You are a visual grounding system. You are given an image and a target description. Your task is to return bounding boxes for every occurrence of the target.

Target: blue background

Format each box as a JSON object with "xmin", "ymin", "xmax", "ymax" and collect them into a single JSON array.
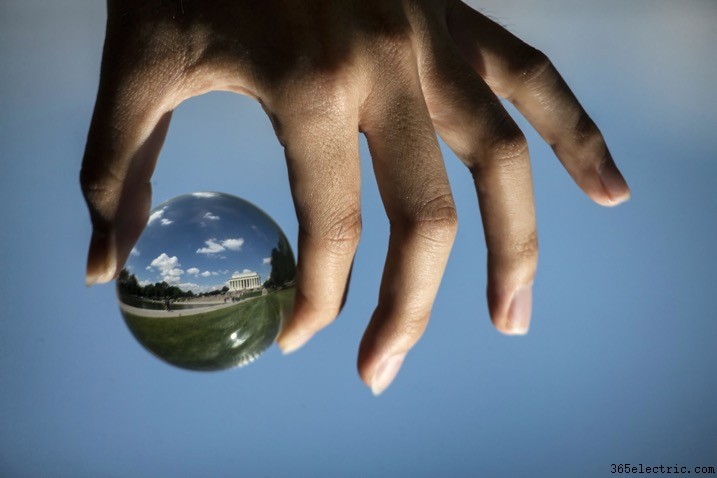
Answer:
[{"xmin": 1, "ymin": 1, "xmax": 715, "ymax": 476}]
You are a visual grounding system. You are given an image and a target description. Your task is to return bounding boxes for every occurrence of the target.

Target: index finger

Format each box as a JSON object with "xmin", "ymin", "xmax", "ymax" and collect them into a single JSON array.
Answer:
[{"xmin": 81, "ymin": 36, "xmax": 180, "ymax": 285}]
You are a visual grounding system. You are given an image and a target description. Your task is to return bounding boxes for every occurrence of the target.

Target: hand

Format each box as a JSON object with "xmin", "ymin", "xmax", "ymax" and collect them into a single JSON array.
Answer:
[{"xmin": 81, "ymin": 0, "xmax": 630, "ymax": 395}]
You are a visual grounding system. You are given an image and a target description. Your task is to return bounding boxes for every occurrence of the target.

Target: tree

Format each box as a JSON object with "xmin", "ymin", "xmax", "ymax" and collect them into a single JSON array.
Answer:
[
  {"xmin": 265, "ymin": 235, "xmax": 296, "ymax": 289},
  {"xmin": 116, "ymin": 269, "xmax": 196, "ymax": 300}
]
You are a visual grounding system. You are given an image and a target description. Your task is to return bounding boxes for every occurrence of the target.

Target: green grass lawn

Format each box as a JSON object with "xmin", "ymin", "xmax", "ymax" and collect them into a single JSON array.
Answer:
[
  {"xmin": 121, "ymin": 288, "xmax": 295, "ymax": 370},
  {"xmin": 237, "ymin": 289, "xmax": 263, "ymax": 300}
]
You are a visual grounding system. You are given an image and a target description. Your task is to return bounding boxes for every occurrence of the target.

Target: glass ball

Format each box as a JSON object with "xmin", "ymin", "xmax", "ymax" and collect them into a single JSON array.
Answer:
[{"xmin": 116, "ymin": 192, "xmax": 296, "ymax": 371}]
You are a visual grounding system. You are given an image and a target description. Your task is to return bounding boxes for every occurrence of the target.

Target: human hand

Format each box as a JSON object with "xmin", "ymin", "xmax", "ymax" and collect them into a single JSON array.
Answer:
[{"xmin": 81, "ymin": 0, "xmax": 630, "ymax": 394}]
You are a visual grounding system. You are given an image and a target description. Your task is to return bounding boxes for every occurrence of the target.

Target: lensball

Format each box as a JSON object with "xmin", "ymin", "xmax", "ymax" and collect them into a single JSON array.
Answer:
[{"xmin": 116, "ymin": 192, "xmax": 296, "ymax": 371}]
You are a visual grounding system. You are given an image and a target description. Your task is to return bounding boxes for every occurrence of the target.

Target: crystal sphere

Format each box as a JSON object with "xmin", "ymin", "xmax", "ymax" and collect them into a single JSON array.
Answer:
[{"xmin": 116, "ymin": 192, "xmax": 296, "ymax": 371}]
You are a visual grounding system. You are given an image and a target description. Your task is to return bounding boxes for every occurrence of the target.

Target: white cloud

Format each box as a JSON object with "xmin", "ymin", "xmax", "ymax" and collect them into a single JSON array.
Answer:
[
  {"xmin": 131, "ymin": 247, "xmax": 140, "ymax": 257},
  {"xmin": 211, "ymin": 272, "xmax": 219, "ymax": 276},
  {"xmin": 138, "ymin": 279, "xmax": 153, "ymax": 287},
  {"xmin": 164, "ymin": 275, "xmax": 182, "ymax": 285},
  {"xmin": 221, "ymin": 238, "xmax": 244, "ymax": 251},
  {"xmin": 243, "ymin": 269, "xmax": 251, "ymax": 273},
  {"xmin": 176, "ymin": 282, "xmax": 226, "ymax": 294},
  {"xmin": 163, "ymin": 268, "xmax": 183, "ymax": 278},
  {"xmin": 203, "ymin": 212, "xmax": 220, "ymax": 221},
  {"xmin": 200, "ymin": 271, "xmax": 212, "ymax": 277},
  {"xmin": 147, "ymin": 207, "xmax": 167, "ymax": 226},
  {"xmin": 196, "ymin": 239, "xmax": 225, "ymax": 255},
  {"xmin": 187, "ymin": 267, "xmax": 200, "ymax": 275},
  {"xmin": 148, "ymin": 253, "xmax": 184, "ymax": 283},
  {"xmin": 160, "ymin": 218, "xmax": 173, "ymax": 226},
  {"xmin": 195, "ymin": 238, "xmax": 244, "ymax": 255},
  {"xmin": 192, "ymin": 192, "xmax": 217, "ymax": 199},
  {"xmin": 150, "ymin": 253, "xmax": 179, "ymax": 271},
  {"xmin": 262, "ymin": 257, "xmax": 271, "ymax": 265}
]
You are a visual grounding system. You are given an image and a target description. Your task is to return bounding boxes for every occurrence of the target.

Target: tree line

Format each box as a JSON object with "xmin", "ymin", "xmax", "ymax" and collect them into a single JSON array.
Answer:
[{"xmin": 117, "ymin": 269, "xmax": 228, "ymax": 300}]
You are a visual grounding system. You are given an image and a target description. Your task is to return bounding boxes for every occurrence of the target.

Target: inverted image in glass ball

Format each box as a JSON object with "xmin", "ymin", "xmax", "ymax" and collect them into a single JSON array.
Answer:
[{"xmin": 116, "ymin": 192, "xmax": 296, "ymax": 371}]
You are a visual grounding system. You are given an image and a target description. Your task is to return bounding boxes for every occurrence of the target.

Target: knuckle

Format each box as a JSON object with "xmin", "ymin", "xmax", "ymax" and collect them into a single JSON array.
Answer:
[
  {"xmin": 362, "ymin": 6, "xmax": 413, "ymax": 48},
  {"xmin": 515, "ymin": 47, "xmax": 553, "ymax": 86},
  {"xmin": 406, "ymin": 192, "xmax": 458, "ymax": 242},
  {"xmin": 377, "ymin": 40, "xmax": 415, "ymax": 80},
  {"xmin": 365, "ymin": 21, "xmax": 415, "ymax": 77},
  {"xmin": 79, "ymin": 161, "xmax": 122, "ymax": 211},
  {"xmin": 397, "ymin": 313, "xmax": 429, "ymax": 348},
  {"xmin": 514, "ymin": 231, "xmax": 539, "ymax": 269},
  {"xmin": 375, "ymin": 303, "xmax": 430, "ymax": 349},
  {"xmin": 494, "ymin": 230, "xmax": 539, "ymax": 278},
  {"xmin": 489, "ymin": 123, "xmax": 529, "ymax": 169},
  {"xmin": 295, "ymin": 289, "xmax": 340, "ymax": 331},
  {"xmin": 102, "ymin": 24, "xmax": 188, "ymax": 103},
  {"xmin": 304, "ymin": 206, "xmax": 363, "ymax": 254},
  {"xmin": 571, "ymin": 112, "xmax": 605, "ymax": 153},
  {"xmin": 375, "ymin": 30, "xmax": 413, "ymax": 58},
  {"xmin": 288, "ymin": 76, "xmax": 357, "ymax": 120}
]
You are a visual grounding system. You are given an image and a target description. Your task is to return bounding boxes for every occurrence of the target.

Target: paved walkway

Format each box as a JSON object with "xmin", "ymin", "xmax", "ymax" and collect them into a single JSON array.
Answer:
[{"xmin": 119, "ymin": 298, "xmax": 255, "ymax": 318}]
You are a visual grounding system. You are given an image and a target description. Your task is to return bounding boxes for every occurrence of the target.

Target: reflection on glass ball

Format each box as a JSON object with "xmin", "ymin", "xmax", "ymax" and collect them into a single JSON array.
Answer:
[{"xmin": 116, "ymin": 192, "xmax": 296, "ymax": 371}]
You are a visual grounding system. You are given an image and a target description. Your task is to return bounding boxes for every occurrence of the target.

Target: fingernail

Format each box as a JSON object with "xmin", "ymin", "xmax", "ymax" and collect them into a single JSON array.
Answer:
[
  {"xmin": 85, "ymin": 231, "xmax": 117, "ymax": 286},
  {"xmin": 505, "ymin": 284, "xmax": 533, "ymax": 335},
  {"xmin": 278, "ymin": 330, "xmax": 314, "ymax": 355},
  {"xmin": 371, "ymin": 353, "xmax": 405, "ymax": 396},
  {"xmin": 599, "ymin": 156, "xmax": 631, "ymax": 206}
]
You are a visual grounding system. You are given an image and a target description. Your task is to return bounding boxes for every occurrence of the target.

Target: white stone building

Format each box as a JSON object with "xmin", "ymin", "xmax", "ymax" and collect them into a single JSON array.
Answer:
[{"xmin": 228, "ymin": 270, "xmax": 261, "ymax": 292}]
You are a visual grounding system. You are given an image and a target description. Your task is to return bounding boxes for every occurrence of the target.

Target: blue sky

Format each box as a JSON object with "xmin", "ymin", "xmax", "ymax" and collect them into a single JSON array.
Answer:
[
  {"xmin": 1, "ymin": 1, "xmax": 716, "ymax": 476},
  {"xmin": 126, "ymin": 192, "xmax": 283, "ymax": 293}
]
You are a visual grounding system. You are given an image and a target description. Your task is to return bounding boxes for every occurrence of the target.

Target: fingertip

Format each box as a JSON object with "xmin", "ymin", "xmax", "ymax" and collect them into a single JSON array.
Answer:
[
  {"xmin": 598, "ymin": 155, "xmax": 631, "ymax": 207},
  {"xmin": 369, "ymin": 353, "xmax": 405, "ymax": 396},
  {"xmin": 490, "ymin": 283, "xmax": 533, "ymax": 336},
  {"xmin": 275, "ymin": 288, "xmax": 325, "ymax": 354},
  {"xmin": 357, "ymin": 326, "xmax": 409, "ymax": 396},
  {"xmin": 85, "ymin": 230, "xmax": 117, "ymax": 286},
  {"xmin": 358, "ymin": 347, "xmax": 406, "ymax": 397},
  {"xmin": 277, "ymin": 329, "xmax": 314, "ymax": 355}
]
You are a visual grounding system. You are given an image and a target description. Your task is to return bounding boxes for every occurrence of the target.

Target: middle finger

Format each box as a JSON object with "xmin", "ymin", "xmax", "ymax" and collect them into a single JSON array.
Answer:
[{"xmin": 359, "ymin": 50, "xmax": 457, "ymax": 395}]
